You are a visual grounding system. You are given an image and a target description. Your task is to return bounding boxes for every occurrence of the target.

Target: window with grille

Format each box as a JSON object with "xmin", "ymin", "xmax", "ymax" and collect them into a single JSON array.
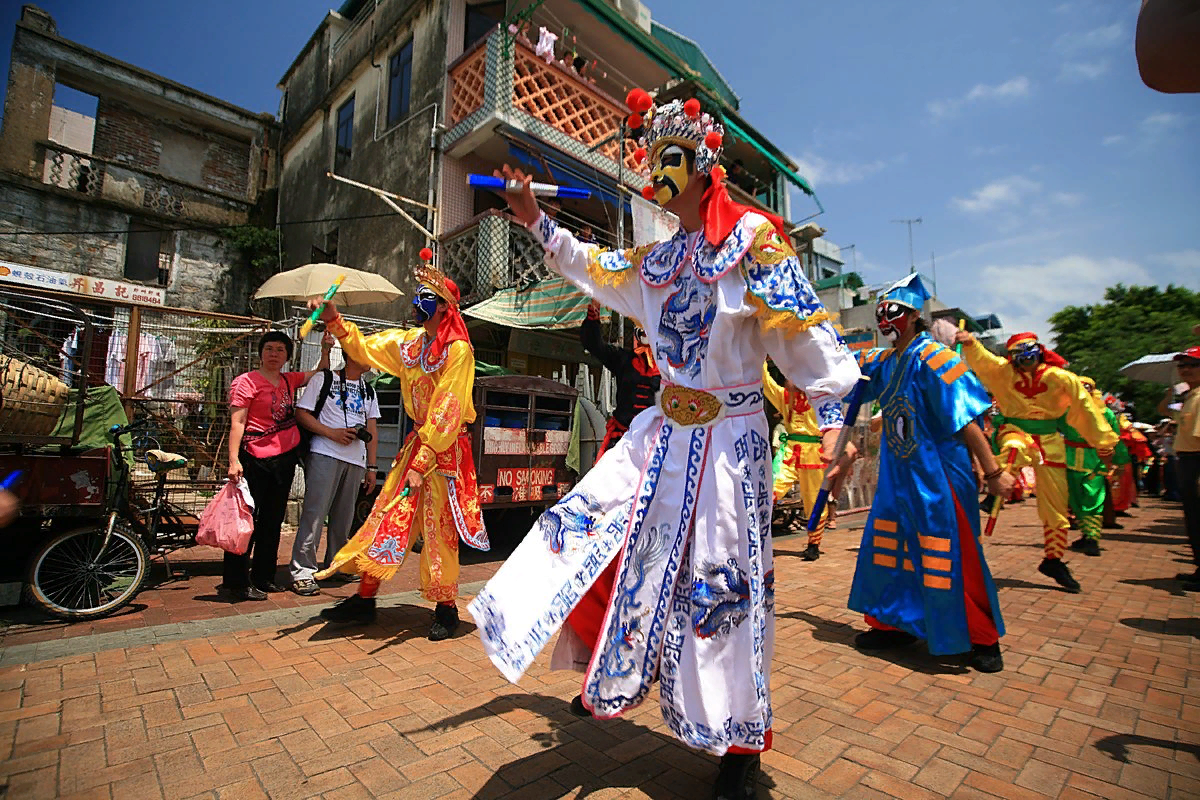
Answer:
[
  {"xmin": 387, "ymin": 40, "xmax": 413, "ymax": 127},
  {"xmin": 335, "ymin": 96, "xmax": 355, "ymax": 171}
]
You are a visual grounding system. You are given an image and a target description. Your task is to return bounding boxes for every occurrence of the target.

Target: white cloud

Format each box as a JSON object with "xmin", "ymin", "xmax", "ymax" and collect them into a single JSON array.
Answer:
[
  {"xmin": 1101, "ymin": 134, "xmax": 1126, "ymax": 146},
  {"xmin": 1060, "ymin": 60, "xmax": 1110, "ymax": 81},
  {"xmin": 789, "ymin": 151, "xmax": 888, "ymax": 187},
  {"xmin": 1055, "ymin": 23, "xmax": 1124, "ymax": 53},
  {"xmin": 928, "ymin": 76, "xmax": 1031, "ymax": 120},
  {"xmin": 1051, "ymin": 191, "xmax": 1084, "ymax": 207},
  {"xmin": 1141, "ymin": 111, "xmax": 1184, "ymax": 131},
  {"xmin": 1156, "ymin": 249, "xmax": 1200, "ymax": 271},
  {"xmin": 951, "ymin": 176, "xmax": 1042, "ymax": 214},
  {"xmin": 977, "ymin": 254, "xmax": 1149, "ymax": 342}
]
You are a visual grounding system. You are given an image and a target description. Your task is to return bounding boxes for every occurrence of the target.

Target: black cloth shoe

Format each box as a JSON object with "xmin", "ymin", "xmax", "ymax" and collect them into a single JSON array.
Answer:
[
  {"xmin": 854, "ymin": 628, "xmax": 918, "ymax": 650},
  {"xmin": 1116, "ymin": 510, "xmax": 1132, "ymax": 517},
  {"xmin": 319, "ymin": 594, "xmax": 376, "ymax": 624},
  {"xmin": 969, "ymin": 643, "xmax": 1004, "ymax": 673},
  {"xmin": 713, "ymin": 753, "xmax": 760, "ymax": 800},
  {"xmin": 1038, "ymin": 558, "xmax": 1081, "ymax": 593},
  {"xmin": 429, "ymin": 603, "xmax": 460, "ymax": 641},
  {"xmin": 411, "ymin": 537, "xmax": 424, "ymax": 554},
  {"xmin": 801, "ymin": 543, "xmax": 821, "ymax": 561},
  {"xmin": 569, "ymin": 695, "xmax": 593, "ymax": 717},
  {"xmin": 1069, "ymin": 536, "xmax": 1086, "ymax": 551},
  {"xmin": 1102, "ymin": 521, "xmax": 1124, "ymax": 530},
  {"xmin": 221, "ymin": 585, "xmax": 266, "ymax": 602},
  {"xmin": 1081, "ymin": 538, "xmax": 1101, "ymax": 557}
]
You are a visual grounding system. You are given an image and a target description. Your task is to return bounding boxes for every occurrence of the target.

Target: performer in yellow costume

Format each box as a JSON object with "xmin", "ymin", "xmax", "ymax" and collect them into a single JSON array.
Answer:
[
  {"xmin": 762, "ymin": 361, "xmax": 829, "ymax": 560},
  {"xmin": 956, "ymin": 331, "xmax": 1116, "ymax": 593},
  {"xmin": 315, "ymin": 252, "xmax": 488, "ymax": 639}
]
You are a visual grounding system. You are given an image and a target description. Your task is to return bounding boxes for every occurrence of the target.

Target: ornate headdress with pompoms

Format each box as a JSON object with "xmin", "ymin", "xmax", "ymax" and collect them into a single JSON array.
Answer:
[{"xmin": 625, "ymin": 89, "xmax": 724, "ymax": 183}]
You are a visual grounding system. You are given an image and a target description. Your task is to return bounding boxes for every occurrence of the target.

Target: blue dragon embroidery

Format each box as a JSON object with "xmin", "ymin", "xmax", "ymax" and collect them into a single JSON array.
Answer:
[
  {"xmin": 657, "ymin": 272, "xmax": 716, "ymax": 379},
  {"xmin": 596, "ymin": 523, "xmax": 672, "ymax": 679},
  {"xmin": 537, "ymin": 491, "xmax": 603, "ymax": 555},
  {"xmin": 690, "ymin": 558, "xmax": 752, "ymax": 639}
]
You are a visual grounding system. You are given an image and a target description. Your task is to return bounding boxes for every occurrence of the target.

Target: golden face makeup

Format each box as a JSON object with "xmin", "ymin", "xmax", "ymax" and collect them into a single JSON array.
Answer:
[{"xmin": 650, "ymin": 144, "xmax": 691, "ymax": 206}]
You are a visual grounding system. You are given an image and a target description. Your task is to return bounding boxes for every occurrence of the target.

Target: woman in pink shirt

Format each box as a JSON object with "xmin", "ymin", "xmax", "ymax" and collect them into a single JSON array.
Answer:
[{"xmin": 224, "ymin": 331, "xmax": 331, "ymax": 601}]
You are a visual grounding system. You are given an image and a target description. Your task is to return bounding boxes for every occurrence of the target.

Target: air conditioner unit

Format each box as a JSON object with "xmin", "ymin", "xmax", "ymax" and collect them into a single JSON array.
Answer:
[{"xmin": 611, "ymin": 0, "xmax": 652, "ymax": 34}]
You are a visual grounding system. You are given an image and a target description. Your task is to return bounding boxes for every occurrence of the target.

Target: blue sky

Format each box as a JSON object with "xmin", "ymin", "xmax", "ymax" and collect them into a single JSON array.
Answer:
[{"xmin": 1, "ymin": 0, "xmax": 1196, "ymax": 341}]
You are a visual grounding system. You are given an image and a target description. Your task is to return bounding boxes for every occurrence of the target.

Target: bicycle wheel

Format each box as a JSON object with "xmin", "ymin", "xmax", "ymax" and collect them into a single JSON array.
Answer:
[{"xmin": 27, "ymin": 522, "xmax": 150, "ymax": 621}]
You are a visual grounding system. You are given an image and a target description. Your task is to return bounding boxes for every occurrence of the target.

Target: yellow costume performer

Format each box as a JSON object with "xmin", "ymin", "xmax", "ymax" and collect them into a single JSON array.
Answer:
[
  {"xmin": 317, "ymin": 256, "xmax": 487, "ymax": 639},
  {"xmin": 960, "ymin": 332, "xmax": 1115, "ymax": 593},
  {"xmin": 762, "ymin": 362, "xmax": 828, "ymax": 560}
]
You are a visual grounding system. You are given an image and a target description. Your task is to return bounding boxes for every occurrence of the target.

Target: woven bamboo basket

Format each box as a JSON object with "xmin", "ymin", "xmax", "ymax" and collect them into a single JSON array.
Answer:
[{"xmin": 0, "ymin": 354, "xmax": 70, "ymax": 437}]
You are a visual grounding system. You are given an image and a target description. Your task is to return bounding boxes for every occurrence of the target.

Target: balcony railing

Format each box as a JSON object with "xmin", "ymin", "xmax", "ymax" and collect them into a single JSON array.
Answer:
[
  {"xmin": 446, "ymin": 29, "xmax": 646, "ymax": 181},
  {"xmin": 37, "ymin": 141, "xmax": 251, "ymax": 225},
  {"xmin": 438, "ymin": 210, "xmax": 547, "ymax": 307}
]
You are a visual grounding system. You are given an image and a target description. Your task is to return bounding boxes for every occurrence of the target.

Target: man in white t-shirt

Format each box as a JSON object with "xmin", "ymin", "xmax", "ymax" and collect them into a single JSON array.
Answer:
[{"xmin": 291, "ymin": 356, "xmax": 380, "ymax": 595}]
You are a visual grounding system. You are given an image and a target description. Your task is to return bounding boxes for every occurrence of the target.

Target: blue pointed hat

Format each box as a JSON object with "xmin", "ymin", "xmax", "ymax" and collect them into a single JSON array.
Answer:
[{"xmin": 880, "ymin": 273, "xmax": 931, "ymax": 311}]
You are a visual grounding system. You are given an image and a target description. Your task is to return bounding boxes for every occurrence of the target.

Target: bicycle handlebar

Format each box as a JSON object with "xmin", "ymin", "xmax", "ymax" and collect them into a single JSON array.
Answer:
[{"xmin": 109, "ymin": 418, "xmax": 151, "ymax": 438}]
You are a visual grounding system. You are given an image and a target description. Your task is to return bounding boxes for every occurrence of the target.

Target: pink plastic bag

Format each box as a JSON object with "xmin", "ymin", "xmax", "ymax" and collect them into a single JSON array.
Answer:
[{"xmin": 196, "ymin": 478, "xmax": 255, "ymax": 555}]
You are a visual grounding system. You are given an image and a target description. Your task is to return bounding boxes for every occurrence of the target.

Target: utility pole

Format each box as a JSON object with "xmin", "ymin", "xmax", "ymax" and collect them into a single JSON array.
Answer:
[
  {"xmin": 930, "ymin": 251, "xmax": 937, "ymax": 297},
  {"xmin": 891, "ymin": 217, "xmax": 922, "ymax": 273}
]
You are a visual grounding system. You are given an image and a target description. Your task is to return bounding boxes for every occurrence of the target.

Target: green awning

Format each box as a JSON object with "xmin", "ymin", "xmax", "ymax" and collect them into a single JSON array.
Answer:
[
  {"xmin": 813, "ymin": 272, "xmax": 864, "ymax": 292},
  {"xmin": 463, "ymin": 276, "xmax": 611, "ymax": 330},
  {"xmin": 722, "ymin": 116, "xmax": 819, "ymax": 204},
  {"xmin": 650, "ymin": 23, "xmax": 739, "ymax": 110}
]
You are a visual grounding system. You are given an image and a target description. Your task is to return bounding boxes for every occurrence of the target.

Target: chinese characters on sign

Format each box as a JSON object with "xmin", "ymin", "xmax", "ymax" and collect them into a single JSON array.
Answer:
[{"xmin": 0, "ymin": 261, "xmax": 166, "ymax": 307}]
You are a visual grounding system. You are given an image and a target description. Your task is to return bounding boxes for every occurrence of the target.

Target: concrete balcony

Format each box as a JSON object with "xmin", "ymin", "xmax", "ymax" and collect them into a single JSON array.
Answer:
[
  {"xmin": 37, "ymin": 140, "xmax": 251, "ymax": 226},
  {"xmin": 437, "ymin": 209, "xmax": 548, "ymax": 307},
  {"xmin": 445, "ymin": 28, "xmax": 645, "ymax": 184}
]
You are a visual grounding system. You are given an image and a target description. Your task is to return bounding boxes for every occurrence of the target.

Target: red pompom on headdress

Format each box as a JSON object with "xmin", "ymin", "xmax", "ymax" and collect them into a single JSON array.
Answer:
[
  {"xmin": 704, "ymin": 131, "xmax": 722, "ymax": 150},
  {"xmin": 633, "ymin": 147, "xmax": 647, "ymax": 165},
  {"xmin": 641, "ymin": 185, "xmax": 656, "ymax": 200},
  {"xmin": 683, "ymin": 98, "xmax": 701, "ymax": 118},
  {"xmin": 419, "ymin": 246, "xmax": 434, "ymax": 263},
  {"xmin": 628, "ymin": 113, "xmax": 643, "ymax": 129},
  {"xmin": 626, "ymin": 88, "xmax": 653, "ymax": 114}
]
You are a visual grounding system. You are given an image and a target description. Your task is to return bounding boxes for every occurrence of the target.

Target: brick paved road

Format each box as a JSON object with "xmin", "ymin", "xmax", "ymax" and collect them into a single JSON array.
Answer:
[{"xmin": 0, "ymin": 497, "xmax": 1197, "ymax": 798}]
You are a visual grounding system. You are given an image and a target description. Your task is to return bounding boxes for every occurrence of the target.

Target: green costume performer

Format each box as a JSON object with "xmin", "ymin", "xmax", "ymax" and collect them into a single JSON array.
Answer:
[{"xmin": 1062, "ymin": 377, "xmax": 1123, "ymax": 556}]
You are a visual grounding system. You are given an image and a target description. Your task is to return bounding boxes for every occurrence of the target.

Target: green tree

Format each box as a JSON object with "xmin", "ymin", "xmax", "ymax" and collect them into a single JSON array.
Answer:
[
  {"xmin": 1049, "ymin": 284, "xmax": 1200, "ymax": 422},
  {"xmin": 219, "ymin": 225, "xmax": 284, "ymax": 317}
]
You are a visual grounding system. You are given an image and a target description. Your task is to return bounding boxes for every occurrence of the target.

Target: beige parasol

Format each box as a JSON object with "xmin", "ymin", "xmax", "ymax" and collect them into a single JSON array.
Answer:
[{"xmin": 252, "ymin": 263, "xmax": 403, "ymax": 306}]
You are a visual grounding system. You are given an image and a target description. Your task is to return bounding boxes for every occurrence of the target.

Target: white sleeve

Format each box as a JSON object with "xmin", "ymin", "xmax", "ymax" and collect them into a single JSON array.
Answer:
[
  {"xmin": 761, "ymin": 321, "xmax": 861, "ymax": 431},
  {"xmin": 367, "ymin": 390, "xmax": 381, "ymax": 420},
  {"xmin": 528, "ymin": 212, "xmax": 646, "ymax": 323},
  {"xmin": 296, "ymin": 371, "xmax": 325, "ymax": 412}
]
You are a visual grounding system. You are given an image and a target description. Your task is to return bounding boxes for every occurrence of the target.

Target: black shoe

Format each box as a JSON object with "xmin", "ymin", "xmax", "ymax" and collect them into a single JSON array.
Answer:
[
  {"xmin": 969, "ymin": 643, "xmax": 1004, "ymax": 673},
  {"xmin": 713, "ymin": 753, "xmax": 760, "ymax": 800},
  {"xmin": 1102, "ymin": 521, "xmax": 1123, "ymax": 530},
  {"xmin": 1038, "ymin": 558, "xmax": 1081, "ymax": 593},
  {"xmin": 429, "ymin": 603, "xmax": 460, "ymax": 641},
  {"xmin": 569, "ymin": 695, "xmax": 593, "ymax": 717},
  {"xmin": 319, "ymin": 594, "xmax": 376, "ymax": 624},
  {"xmin": 1069, "ymin": 536, "xmax": 1087, "ymax": 551},
  {"xmin": 411, "ymin": 537, "xmax": 424, "ymax": 554},
  {"xmin": 1081, "ymin": 538, "xmax": 1101, "ymax": 557},
  {"xmin": 222, "ymin": 585, "xmax": 267, "ymax": 602},
  {"xmin": 854, "ymin": 628, "xmax": 918, "ymax": 650},
  {"xmin": 801, "ymin": 543, "xmax": 821, "ymax": 561},
  {"xmin": 1116, "ymin": 510, "xmax": 1132, "ymax": 517}
]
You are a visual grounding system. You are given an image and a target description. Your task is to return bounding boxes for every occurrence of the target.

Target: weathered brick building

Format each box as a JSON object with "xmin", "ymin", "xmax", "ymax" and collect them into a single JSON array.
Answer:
[{"xmin": 0, "ymin": 5, "xmax": 280, "ymax": 313}]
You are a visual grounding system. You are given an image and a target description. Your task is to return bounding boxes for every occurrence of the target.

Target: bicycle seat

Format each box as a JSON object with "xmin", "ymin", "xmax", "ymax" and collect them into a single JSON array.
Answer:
[{"xmin": 146, "ymin": 450, "xmax": 188, "ymax": 474}]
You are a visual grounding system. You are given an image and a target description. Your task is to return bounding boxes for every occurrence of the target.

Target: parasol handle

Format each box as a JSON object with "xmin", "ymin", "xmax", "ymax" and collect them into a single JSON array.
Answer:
[
  {"xmin": 984, "ymin": 449, "xmax": 1019, "ymax": 536},
  {"xmin": 955, "ymin": 318, "xmax": 966, "ymax": 355},
  {"xmin": 299, "ymin": 274, "xmax": 346, "ymax": 339}
]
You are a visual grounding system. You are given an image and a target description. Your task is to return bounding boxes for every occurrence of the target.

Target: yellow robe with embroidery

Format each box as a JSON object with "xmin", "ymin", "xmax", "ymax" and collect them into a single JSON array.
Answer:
[
  {"xmin": 316, "ymin": 319, "xmax": 483, "ymax": 602},
  {"xmin": 762, "ymin": 363, "xmax": 827, "ymax": 543},
  {"xmin": 960, "ymin": 338, "xmax": 1116, "ymax": 555}
]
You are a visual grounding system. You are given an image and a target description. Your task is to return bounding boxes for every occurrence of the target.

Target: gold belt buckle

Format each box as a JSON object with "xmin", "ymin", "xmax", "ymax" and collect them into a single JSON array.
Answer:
[{"xmin": 661, "ymin": 386, "xmax": 723, "ymax": 426}]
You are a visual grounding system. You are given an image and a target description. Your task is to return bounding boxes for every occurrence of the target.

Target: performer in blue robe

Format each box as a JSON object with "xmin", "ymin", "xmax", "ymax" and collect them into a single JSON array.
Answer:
[{"xmin": 849, "ymin": 275, "xmax": 1014, "ymax": 672}]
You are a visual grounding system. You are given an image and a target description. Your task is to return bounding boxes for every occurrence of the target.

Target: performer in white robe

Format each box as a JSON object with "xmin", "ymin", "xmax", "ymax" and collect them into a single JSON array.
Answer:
[{"xmin": 469, "ymin": 89, "xmax": 861, "ymax": 798}]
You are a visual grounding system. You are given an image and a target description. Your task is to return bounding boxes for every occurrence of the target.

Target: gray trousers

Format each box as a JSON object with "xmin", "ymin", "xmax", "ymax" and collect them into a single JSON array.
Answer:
[{"xmin": 290, "ymin": 452, "xmax": 366, "ymax": 581}]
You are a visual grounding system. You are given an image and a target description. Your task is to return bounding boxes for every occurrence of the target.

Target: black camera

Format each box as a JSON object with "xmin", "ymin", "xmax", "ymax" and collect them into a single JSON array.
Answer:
[{"xmin": 353, "ymin": 424, "xmax": 373, "ymax": 444}]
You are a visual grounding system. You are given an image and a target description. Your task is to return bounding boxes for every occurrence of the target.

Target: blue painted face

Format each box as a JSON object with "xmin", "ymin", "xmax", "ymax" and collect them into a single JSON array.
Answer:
[
  {"xmin": 1009, "ymin": 341, "xmax": 1042, "ymax": 369},
  {"xmin": 412, "ymin": 287, "xmax": 440, "ymax": 323}
]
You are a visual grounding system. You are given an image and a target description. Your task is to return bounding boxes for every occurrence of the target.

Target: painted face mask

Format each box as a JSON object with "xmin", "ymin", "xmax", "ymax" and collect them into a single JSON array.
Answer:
[
  {"xmin": 650, "ymin": 144, "xmax": 690, "ymax": 206},
  {"xmin": 875, "ymin": 301, "xmax": 911, "ymax": 343},
  {"xmin": 634, "ymin": 327, "xmax": 649, "ymax": 347},
  {"xmin": 412, "ymin": 286, "xmax": 441, "ymax": 324},
  {"xmin": 1009, "ymin": 341, "xmax": 1042, "ymax": 370}
]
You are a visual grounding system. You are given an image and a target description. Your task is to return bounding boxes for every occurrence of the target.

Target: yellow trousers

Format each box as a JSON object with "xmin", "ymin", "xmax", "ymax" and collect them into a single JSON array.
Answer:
[
  {"xmin": 996, "ymin": 425, "xmax": 1069, "ymax": 560},
  {"xmin": 775, "ymin": 441, "xmax": 826, "ymax": 547}
]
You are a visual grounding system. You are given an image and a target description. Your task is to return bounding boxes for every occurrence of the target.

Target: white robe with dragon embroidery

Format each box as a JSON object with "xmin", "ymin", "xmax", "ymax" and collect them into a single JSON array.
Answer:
[{"xmin": 469, "ymin": 209, "xmax": 861, "ymax": 755}]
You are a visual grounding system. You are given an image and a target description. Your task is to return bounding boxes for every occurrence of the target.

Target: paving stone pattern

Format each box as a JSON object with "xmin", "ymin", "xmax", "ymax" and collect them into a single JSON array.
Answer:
[{"xmin": 0, "ymin": 497, "xmax": 1197, "ymax": 798}]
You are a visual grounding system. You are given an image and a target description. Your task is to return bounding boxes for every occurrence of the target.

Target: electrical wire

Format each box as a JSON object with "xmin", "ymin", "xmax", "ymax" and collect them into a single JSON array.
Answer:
[{"xmin": 0, "ymin": 209, "xmax": 410, "ymax": 239}]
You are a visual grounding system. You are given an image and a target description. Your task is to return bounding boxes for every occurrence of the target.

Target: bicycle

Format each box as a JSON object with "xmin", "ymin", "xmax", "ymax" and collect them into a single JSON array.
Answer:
[{"xmin": 24, "ymin": 418, "xmax": 193, "ymax": 620}]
